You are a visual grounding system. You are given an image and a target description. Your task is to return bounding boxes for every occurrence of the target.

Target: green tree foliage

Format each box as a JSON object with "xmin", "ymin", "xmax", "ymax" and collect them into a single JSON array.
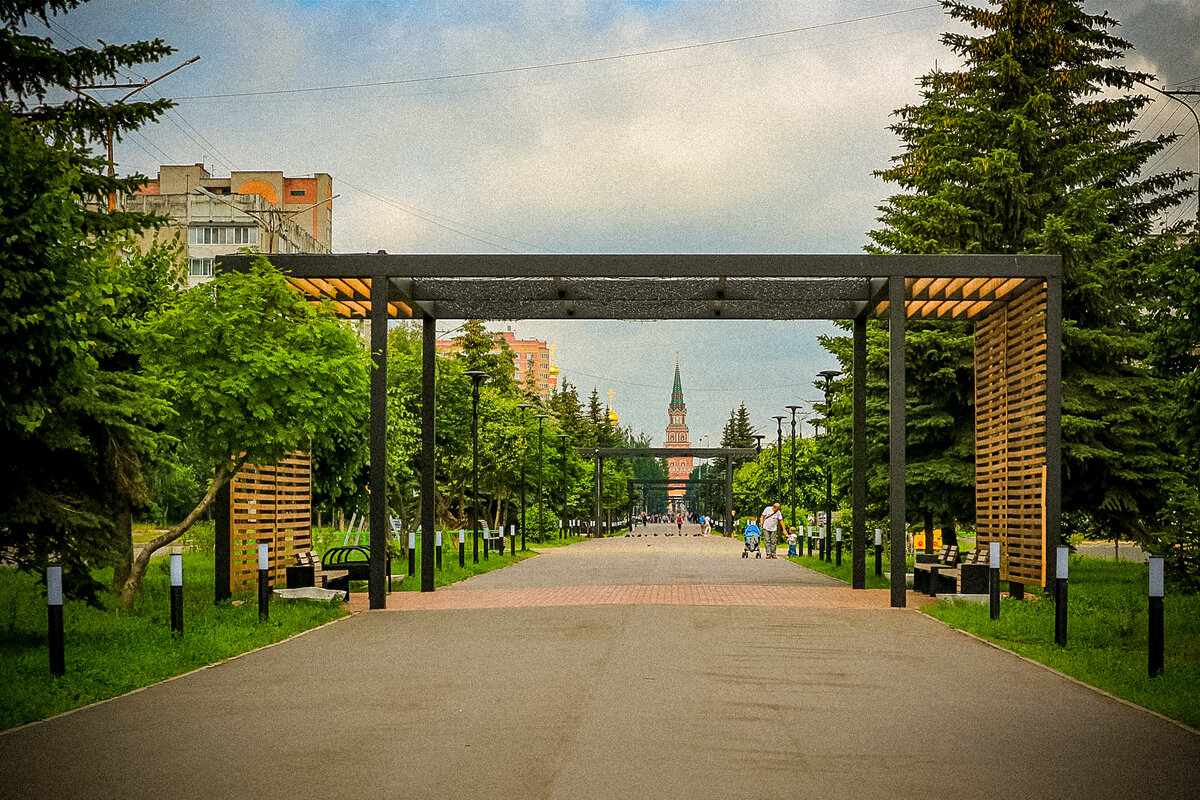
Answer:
[
  {"xmin": 1148, "ymin": 233, "xmax": 1200, "ymax": 585},
  {"xmin": 844, "ymin": 0, "xmax": 1191, "ymax": 549},
  {"xmin": 125, "ymin": 257, "xmax": 371, "ymax": 609},
  {"xmin": 0, "ymin": 0, "xmax": 182, "ymax": 601}
]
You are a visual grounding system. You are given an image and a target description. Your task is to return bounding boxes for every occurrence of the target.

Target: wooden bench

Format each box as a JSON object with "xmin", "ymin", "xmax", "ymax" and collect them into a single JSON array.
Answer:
[
  {"xmin": 285, "ymin": 551, "xmax": 323, "ymax": 589},
  {"xmin": 932, "ymin": 546, "xmax": 990, "ymax": 594},
  {"xmin": 913, "ymin": 544, "xmax": 958, "ymax": 595}
]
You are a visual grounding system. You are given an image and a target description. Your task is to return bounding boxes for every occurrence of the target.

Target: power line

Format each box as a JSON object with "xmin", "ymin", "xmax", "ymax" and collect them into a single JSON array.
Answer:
[{"xmin": 173, "ymin": 5, "xmax": 940, "ymax": 101}]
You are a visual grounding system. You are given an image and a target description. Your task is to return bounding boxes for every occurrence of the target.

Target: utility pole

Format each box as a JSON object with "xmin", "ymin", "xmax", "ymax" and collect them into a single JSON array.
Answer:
[
  {"xmin": 74, "ymin": 56, "xmax": 201, "ymax": 212},
  {"xmin": 1139, "ymin": 81, "xmax": 1200, "ymax": 220}
]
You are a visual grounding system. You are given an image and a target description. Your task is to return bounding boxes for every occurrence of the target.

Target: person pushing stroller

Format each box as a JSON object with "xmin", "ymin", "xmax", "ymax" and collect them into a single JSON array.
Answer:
[{"xmin": 742, "ymin": 519, "xmax": 762, "ymax": 558}]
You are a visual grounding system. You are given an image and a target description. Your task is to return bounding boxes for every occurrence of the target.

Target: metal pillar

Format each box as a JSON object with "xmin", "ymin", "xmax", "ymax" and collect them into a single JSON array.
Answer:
[
  {"xmin": 889, "ymin": 275, "xmax": 907, "ymax": 608},
  {"xmin": 1045, "ymin": 276, "xmax": 1062, "ymax": 585},
  {"xmin": 369, "ymin": 275, "xmax": 389, "ymax": 608},
  {"xmin": 214, "ymin": 481, "xmax": 231, "ymax": 603},
  {"xmin": 852, "ymin": 314, "xmax": 867, "ymax": 589},
  {"xmin": 595, "ymin": 453, "xmax": 604, "ymax": 542},
  {"xmin": 724, "ymin": 458, "xmax": 734, "ymax": 535},
  {"xmin": 420, "ymin": 314, "xmax": 437, "ymax": 592}
]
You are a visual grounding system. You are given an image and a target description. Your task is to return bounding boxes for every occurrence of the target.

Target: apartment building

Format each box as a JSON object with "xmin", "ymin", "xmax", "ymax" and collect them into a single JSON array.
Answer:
[
  {"xmin": 119, "ymin": 164, "xmax": 333, "ymax": 286},
  {"xmin": 436, "ymin": 329, "xmax": 556, "ymax": 401}
]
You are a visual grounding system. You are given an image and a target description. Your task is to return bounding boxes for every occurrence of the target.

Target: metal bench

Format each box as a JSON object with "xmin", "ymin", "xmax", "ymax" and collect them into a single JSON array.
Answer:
[{"xmin": 321, "ymin": 545, "xmax": 372, "ymax": 598}]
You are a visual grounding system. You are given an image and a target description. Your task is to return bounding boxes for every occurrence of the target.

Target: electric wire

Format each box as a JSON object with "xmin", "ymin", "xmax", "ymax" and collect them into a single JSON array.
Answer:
[{"xmin": 173, "ymin": 5, "xmax": 940, "ymax": 100}]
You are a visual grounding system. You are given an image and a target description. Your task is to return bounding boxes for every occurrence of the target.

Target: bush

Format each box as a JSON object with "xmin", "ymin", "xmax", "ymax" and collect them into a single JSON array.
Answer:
[{"xmin": 525, "ymin": 504, "xmax": 561, "ymax": 543}]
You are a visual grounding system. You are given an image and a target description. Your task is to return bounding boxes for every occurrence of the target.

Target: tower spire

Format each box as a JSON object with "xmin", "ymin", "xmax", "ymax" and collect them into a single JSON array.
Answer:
[{"xmin": 671, "ymin": 359, "xmax": 684, "ymax": 409}]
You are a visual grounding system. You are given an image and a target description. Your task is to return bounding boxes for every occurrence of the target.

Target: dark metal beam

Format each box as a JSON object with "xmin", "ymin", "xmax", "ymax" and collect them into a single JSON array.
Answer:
[
  {"xmin": 852, "ymin": 314, "xmax": 867, "ymax": 590},
  {"xmin": 424, "ymin": 300, "xmax": 867, "ymax": 321},
  {"xmin": 421, "ymin": 315, "xmax": 437, "ymax": 592},
  {"xmin": 889, "ymin": 276, "xmax": 907, "ymax": 608},
  {"xmin": 1045, "ymin": 277, "xmax": 1062, "ymax": 586},
  {"xmin": 368, "ymin": 275, "xmax": 388, "ymax": 609},
  {"xmin": 577, "ymin": 447, "xmax": 757, "ymax": 459},
  {"xmin": 218, "ymin": 252, "xmax": 1061, "ymax": 280}
]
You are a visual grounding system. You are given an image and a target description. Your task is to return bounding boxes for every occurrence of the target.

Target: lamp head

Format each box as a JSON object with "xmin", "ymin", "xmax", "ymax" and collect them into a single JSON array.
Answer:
[
  {"xmin": 818, "ymin": 369, "xmax": 841, "ymax": 382},
  {"xmin": 518, "ymin": 402, "xmax": 533, "ymax": 411},
  {"xmin": 773, "ymin": 415, "xmax": 785, "ymax": 423},
  {"xmin": 464, "ymin": 369, "xmax": 489, "ymax": 387},
  {"xmin": 786, "ymin": 404, "xmax": 802, "ymax": 413},
  {"xmin": 534, "ymin": 414, "xmax": 549, "ymax": 420}
]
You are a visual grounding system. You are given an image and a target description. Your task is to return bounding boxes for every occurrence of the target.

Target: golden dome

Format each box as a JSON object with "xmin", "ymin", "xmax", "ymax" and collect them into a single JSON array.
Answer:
[
  {"xmin": 607, "ymin": 408, "xmax": 619, "ymax": 425},
  {"xmin": 548, "ymin": 364, "xmax": 559, "ymax": 376}
]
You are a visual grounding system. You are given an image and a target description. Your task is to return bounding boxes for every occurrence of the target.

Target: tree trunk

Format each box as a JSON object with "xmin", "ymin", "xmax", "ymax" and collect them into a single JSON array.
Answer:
[
  {"xmin": 111, "ymin": 502, "xmax": 133, "ymax": 590},
  {"xmin": 120, "ymin": 461, "xmax": 237, "ymax": 613}
]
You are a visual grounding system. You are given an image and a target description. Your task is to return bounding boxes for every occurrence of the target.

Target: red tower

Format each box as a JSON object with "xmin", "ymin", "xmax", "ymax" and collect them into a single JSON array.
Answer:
[{"xmin": 664, "ymin": 359, "xmax": 692, "ymax": 512}]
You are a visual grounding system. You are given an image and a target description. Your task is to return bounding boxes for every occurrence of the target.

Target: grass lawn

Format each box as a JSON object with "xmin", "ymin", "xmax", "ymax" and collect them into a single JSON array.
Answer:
[
  {"xmin": 788, "ymin": 541, "xmax": 915, "ymax": 589},
  {"xmin": 924, "ymin": 556, "xmax": 1200, "ymax": 730},
  {"xmin": 0, "ymin": 553, "xmax": 346, "ymax": 732}
]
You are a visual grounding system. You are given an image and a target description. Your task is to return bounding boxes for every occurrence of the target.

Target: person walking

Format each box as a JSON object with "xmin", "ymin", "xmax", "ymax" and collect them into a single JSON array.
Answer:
[
  {"xmin": 787, "ymin": 529, "xmax": 798, "ymax": 557},
  {"xmin": 676, "ymin": 513, "xmax": 683, "ymax": 534},
  {"xmin": 759, "ymin": 502, "xmax": 786, "ymax": 559}
]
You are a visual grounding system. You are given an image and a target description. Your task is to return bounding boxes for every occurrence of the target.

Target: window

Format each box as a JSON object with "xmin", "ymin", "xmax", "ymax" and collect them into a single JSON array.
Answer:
[
  {"xmin": 188, "ymin": 226, "xmax": 258, "ymax": 245},
  {"xmin": 290, "ymin": 190, "xmax": 307, "ymax": 196},
  {"xmin": 188, "ymin": 258, "xmax": 214, "ymax": 277}
]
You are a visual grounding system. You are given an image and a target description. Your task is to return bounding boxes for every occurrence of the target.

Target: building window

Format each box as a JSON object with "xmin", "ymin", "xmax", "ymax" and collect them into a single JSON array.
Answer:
[
  {"xmin": 188, "ymin": 258, "xmax": 214, "ymax": 277},
  {"xmin": 290, "ymin": 190, "xmax": 307, "ymax": 196},
  {"xmin": 189, "ymin": 226, "xmax": 257, "ymax": 245}
]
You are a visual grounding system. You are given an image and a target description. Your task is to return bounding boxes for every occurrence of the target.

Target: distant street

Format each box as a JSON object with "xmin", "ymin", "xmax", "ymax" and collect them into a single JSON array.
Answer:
[{"xmin": 2, "ymin": 524, "xmax": 1196, "ymax": 799}]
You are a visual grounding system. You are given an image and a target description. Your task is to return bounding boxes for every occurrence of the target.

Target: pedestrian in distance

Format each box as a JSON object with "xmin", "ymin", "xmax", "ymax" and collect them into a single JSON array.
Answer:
[
  {"xmin": 787, "ymin": 530, "xmax": 798, "ymax": 557},
  {"xmin": 677, "ymin": 514, "xmax": 683, "ymax": 534},
  {"xmin": 759, "ymin": 502, "xmax": 786, "ymax": 559}
]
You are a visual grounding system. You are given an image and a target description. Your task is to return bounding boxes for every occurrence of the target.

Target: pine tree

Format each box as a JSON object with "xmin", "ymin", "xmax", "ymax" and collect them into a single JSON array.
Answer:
[{"xmin": 858, "ymin": 0, "xmax": 1191, "ymax": 543}]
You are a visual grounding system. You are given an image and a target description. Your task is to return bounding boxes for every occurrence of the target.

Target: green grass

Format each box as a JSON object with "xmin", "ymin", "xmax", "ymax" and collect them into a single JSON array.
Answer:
[
  {"xmin": 0, "ymin": 553, "xmax": 346, "ymax": 732},
  {"xmin": 788, "ymin": 542, "xmax": 914, "ymax": 589},
  {"xmin": 925, "ymin": 556, "xmax": 1200, "ymax": 730}
]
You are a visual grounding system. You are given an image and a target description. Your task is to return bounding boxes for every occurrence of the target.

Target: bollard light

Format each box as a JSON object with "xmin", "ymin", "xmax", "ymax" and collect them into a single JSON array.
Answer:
[
  {"xmin": 1054, "ymin": 546, "xmax": 1069, "ymax": 646},
  {"xmin": 258, "ymin": 542, "xmax": 270, "ymax": 622},
  {"xmin": 409, "ymin": 531, "xmax": 417, "ymax": 578},
  {"xmin": 988, "ymin": 541, "xmax": 1000, "ymax": 620},
  {"xmin": 458, "ymin": 529, "xmax": 466, "ymax": 568},
  {"xmin": 170, "ymin": 550, "xmax": 183, "ymax": 636},
  {"xmin": 435, "ymin": 530, "xmax": 443, "ymax": 570},
  {"xmin": 874, "ymin": 528, "xmax": 883, "ymax": 577},
  {"xmin": 1149, "ymin": 557, "xmax": 1164, "ymax": 677},
  {"xmin": 835, "ymin": 527, "xmax": 843, "ymax": 567},
  {"xmin": 47, "ymin": 565, "xmax": 64, "ymax": 676}
]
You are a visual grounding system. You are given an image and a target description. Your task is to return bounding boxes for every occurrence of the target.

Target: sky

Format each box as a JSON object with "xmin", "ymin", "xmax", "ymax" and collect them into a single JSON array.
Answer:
[{"xmin": 46, "ymin": 0, "xmax": 1200, "ymax": 446}]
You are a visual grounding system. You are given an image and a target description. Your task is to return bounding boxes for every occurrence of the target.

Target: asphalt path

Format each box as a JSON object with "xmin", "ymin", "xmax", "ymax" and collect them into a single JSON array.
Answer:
[{"xmin": 2, "ymin": 523, "xmax": 1196, "ymax": 798}]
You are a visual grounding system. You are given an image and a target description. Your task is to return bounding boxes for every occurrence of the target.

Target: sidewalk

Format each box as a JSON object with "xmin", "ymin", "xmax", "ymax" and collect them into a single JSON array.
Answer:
[{"xmin": 2, "ymin": 527, "xmax": 1195, "ymax": 799}]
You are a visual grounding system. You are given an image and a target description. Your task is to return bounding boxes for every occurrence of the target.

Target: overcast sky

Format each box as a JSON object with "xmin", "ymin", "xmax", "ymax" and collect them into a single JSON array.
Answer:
[{"xmin": 49, "ymin": 0, "xmax": 1200, "ymax": 445}]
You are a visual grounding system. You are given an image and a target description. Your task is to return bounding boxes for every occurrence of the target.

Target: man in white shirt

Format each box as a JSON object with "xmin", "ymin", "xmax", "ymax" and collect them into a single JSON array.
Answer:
[{"xmin": 759, "ymin": 502, "xmax": 786, "ymax": 559}]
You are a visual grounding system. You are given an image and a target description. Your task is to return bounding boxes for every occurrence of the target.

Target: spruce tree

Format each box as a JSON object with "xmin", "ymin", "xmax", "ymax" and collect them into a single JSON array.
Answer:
[{"xmin": 860, "ymin": 0, "xmax": 1191, "ymax": 543}]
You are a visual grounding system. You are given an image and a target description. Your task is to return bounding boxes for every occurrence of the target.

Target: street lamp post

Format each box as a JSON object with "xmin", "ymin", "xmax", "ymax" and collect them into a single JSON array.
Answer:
[
  {"xmin": 535, "ymin": 415, "xmax": 549, "ymax": 544},
  {"xmin": 786, "ymin": 405, "xmax": 801, "ymax": 552},
  {"xmin": 517, "ymin": 403, "xmax": 533, "ymax": 551},
  {"xmin": 772, "ymin": 416, "xmax": 785, "ymax": 507},
  {"xmin": 465, "ymin": 370, "xmax": 489, "ymax": 564},
  {"xmin": 818, "ymin": 370, "xmax": 841, "ymax": 563},
  {"xmin": 559, "ymin": 434, "xmax": 570, "ymax": 539}
]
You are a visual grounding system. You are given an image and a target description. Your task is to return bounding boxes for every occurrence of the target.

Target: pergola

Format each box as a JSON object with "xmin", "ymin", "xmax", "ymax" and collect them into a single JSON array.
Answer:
[{"xmin": 217, "ymin": 253, "xmax": 1061, "ymax": 609}]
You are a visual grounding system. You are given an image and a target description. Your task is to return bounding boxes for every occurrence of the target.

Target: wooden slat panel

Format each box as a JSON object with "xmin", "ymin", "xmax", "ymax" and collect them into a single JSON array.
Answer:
[
  {"xmin": 974, "ymin": 285, "xmax": 1047, "ymax": 586},
  {"xmin": 228, "ymin": 452, "xmax": 313, "ymax": 591}
]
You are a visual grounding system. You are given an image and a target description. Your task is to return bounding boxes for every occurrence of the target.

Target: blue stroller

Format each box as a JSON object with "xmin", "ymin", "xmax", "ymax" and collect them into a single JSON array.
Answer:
[{"xmin": 742, "ymin": 521, "xmax": 762, "ymax": 558}]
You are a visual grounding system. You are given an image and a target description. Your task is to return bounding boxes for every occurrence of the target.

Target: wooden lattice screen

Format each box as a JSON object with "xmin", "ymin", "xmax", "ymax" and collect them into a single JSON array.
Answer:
[
  {"xmin": 228, "ymin": 452, "xmax": 312, "ymax": 591},
  {"xmin": 975, "ymin": 286, "xmax": 1047, "ymax": 586}
]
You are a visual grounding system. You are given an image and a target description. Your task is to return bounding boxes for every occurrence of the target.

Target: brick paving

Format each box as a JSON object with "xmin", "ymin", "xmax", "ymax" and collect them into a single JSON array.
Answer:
[{"xmin": 349, "ymin": 524, "xmax": 928, "ymax": 611}]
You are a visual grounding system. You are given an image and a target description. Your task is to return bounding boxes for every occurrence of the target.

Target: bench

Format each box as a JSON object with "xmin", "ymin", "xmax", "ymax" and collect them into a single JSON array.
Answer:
[
  {"xmin": 321, "ymin": 545, "xmax": 372, "ymax": 598},
  {"xmin": 285, "ymin": 551, "xmax": 324, "ymax": 589},
  {"xmin": 913, "ymin": 544, "xmax": 958, "ymax": 595},
  {"xmin": 932, "ymin": 546, "xmax": 990, "ymax": 594}
]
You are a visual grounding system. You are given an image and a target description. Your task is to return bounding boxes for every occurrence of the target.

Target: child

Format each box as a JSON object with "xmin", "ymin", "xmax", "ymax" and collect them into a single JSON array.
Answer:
[{"xmin": 787, "ymin": 530, "xmax": 798, "ymax": 557}]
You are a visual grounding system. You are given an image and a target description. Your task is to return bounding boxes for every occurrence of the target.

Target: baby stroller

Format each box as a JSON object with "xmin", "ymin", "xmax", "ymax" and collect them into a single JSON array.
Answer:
[{"xmin": 742, "ymin": 521, "xmax": 762, "ymax": 558}]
